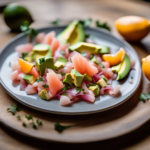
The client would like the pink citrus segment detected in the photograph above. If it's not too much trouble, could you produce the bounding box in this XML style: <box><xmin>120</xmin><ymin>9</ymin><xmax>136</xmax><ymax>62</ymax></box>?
<box><xmin>46</xmin><ymin>70</ymin><xmax>64</xmax><ymax>97</ymax></box>
<box><xmin>28</xmin><ymin>67</ymin><xmax>40</xmax><ymax>79</ymax></box>
<box><xmin>51</xmin><ymin>38</ymin><xmax>60</xmax><ymax>56</ymax></box>
<box><xmin>44</xmin><ymin>31</ymin><xmax>56</xmax><ymax>45</ymax></box>
<box><xmin>72</xmin><ymin>53</ymin><xmax>98</xmax><ymax>76</ymax></box>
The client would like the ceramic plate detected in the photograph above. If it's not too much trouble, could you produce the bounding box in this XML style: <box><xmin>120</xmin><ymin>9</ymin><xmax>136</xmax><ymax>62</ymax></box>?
<box><xmin>0</xmin><ymin>26</ymin><xmax>141</xmax><ymax>115</ymax></box>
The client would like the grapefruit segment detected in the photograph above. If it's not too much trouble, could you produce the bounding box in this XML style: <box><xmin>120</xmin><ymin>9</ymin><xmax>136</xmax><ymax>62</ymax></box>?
<box><xmin>29</xmin><ymin>67</ymin><xmax>40</xmax><ymax>79</ymax></box>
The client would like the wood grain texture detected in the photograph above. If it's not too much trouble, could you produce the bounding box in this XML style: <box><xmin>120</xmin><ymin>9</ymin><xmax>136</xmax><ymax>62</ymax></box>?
<box><xmin>0</xmin><ymin>0</ymin><xmax>150</xmax><ymax>149</ymax></box>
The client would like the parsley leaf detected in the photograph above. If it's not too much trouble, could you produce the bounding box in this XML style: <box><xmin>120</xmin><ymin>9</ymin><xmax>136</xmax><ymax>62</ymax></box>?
<box><xmin>138</xmin><ymin>92</ymin><xmax>150</xmax><ymax>102</ymax></box>
<box><xmin>88</xmin><ymin>83</ymin><xmax>97</xmax><ymax>87</ymax></box>
<box><xmin>25</xmin><ymin>114</ymin><xmax>33</xmax><ymax>121</ymax></box>
<box><xmin>20</xmin><ymin>21</ymin><xmax>38</xmax><ymax>43</ymax></box>
<box><xmin>54</xmin><ymin>122</ymin><xmax>74</xmax><ymax>133</ymax></box>
<box><xmin>21</xmin><ymin>52</ymin><xmax>28</xmax><ymax>60</ymax></box>
<box><xmin>79</xmin><ymin>18</ymin><xmax>92</xmax><ymax>27</ymax></box>
<box><xmin>9</xmin><ymin>62</ymin><xmax>11</xmax><ymax>67</ymax></box>
<box><xmin>36</xmin><ymin>77</ymin><xmax>44</xmax><ymax>82</ymax></box>
<box><xmin>7</xmin><ymin>104</ymin><xmax>21</xmax><ymax>115</ymax></box>
<box><xmin>95</xmin><ymin>20</ymin><xmax>111</xmax><ymax>31</ymax></box>
<box><xmin>60</xmin><ymin>51</ymin><xmax>65</xmax><ymax>55</ymax></box>
<box><xmin>62</xmin><ymin>93</ymin><xmax>68</xmax><ymax>96</ymax></box>
<box><xmin>36</xmin><ymin>119</ymin><xmax>43</xmax><ymax>126</ymax></box>
<box><xmin>32</xmin><ymin>124</ymin><xmax>37</xmax><ymax>129</ymax></box>
<box><xmin>76</xmin><ymin>88</ymin><xmax>84</xmax><ymax>92</ymax></box>
<box><xmin>51</xmin><ymin>19</ymin><xmax>60</xmax><ymax>25</ymax></box>
<box><xmin>42</xmin><ymin>84</ymin><xmax>49</xmax><ymax>88</ymax></box>
<box><xmin>61</xmin><ymin>73</ymin><xmax>65</xmax><ymax>76</ymax></box>
<box><xmin>61</xmin><ymin>84</ymin><xmax>69</xmax><ymax>92</ymax></box>
<box><xmin>22</xmin><ymin>122</ymin><xmax>27</xmax><ymax>127</ymax></box>
<box><xmin>17</xmin><ymin>115</ymin><xmax>21</xmax><ymax>120</ymax></box>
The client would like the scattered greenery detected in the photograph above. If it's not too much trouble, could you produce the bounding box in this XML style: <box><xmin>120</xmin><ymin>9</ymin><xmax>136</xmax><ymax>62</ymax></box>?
<box><xmin>51</xmin><ymin>19</ymin><xmax>60</xmax><ymax>25</ymax></box>
<box><xmin>39</xmin><ymin>58</ymin><xmax>45</xmax><ymax>64</ymax></box>
<box><xmin>80</xmin><ymin>52</ymin><xmax>87</xmax><ymax>57</ymax></box>
<box><xmin>54</xmin><ymin>122</ymin><xmax>74</xmax><ymax>133</ymax></box>
<box><xmin>36</xmin><ymin>77</ymin><xmax>44</xmax><ymax>82</ymax></box>
<box><xmin>20</xmin><ymin>21</ymin><xmax>38</xmax><ymax>42</ymax></box>
<box><xmin>62</xmin><ymin>93</ymin><xmax>68</xmax><ymax>96</ymax></box>
<box><xmin>7</xmin><ymin>104</ymin><xmax>21</xmax><ymax>115</ymax></box>
<box><xmin>76</xmin><ymin>88</ymin><xmax>84</xmax><ymax>92</ymax></box>
<box><xmin>60</xmin><ymin>73</ymin><xmax>65</xmax><ymax>76</ymax></box>
<box><xmin>95</xmin><ymin>20</ymin><xmax>111</xmax><ymax>31</ymax></box>
<box><xmin>89</xmin><ymin>54</ymin><xmax>94</xmax><ymax>60</ymax></box>
<box><xmin>42</xmin><ymin>84</ymin><xmax>49</xmax><ymax>88</ymax></box>
<box><xmin>60</xmin><ymin>51</ymin><xmax>65</xmax><ymax>55</ymax></box>
<box><xmin>22</xmin><ymin>122</ymin><xmax>27</xmax><ymax>127</ymax></box>
<box><xmin>85</xmin><ymin>34</ymin><xmax>90</xmax><ymax>38</ymax></box>
<box><xmin>21</xmin><ymin>52</ymin><xmax>28</xmax><ymax>60</ymax></box>
<box><xmin>99</xmin><ymin>62</ymin><xmax>105</xmax><ymax>68</ymax></box>
<box><xmin>36</xmin><ymin>119</ymin><xmax>43</xmax><ymax>126</ymax></box>
<box><xmin>138</xmin><ymin>92</ymin><xmax>150</xmax><ymax>102</ymax></box>
<box><xmin>25</xmin><ymin>114</ymin><xmax>37</xmax><ymax>129</ymax></box>
<box><xmin>61</xmin><ymin>84</ymin><xmax>70</xmax><ymax>92</ymax></box>
<box><xmin>17</xmin><ymin>115</ymin><xmax>21</xmax><ymax>120</ymax></box>
<box><xmin>79</xmin><ymin>18</ymin><xmax>92</xmax><ymax>27</ymax></box>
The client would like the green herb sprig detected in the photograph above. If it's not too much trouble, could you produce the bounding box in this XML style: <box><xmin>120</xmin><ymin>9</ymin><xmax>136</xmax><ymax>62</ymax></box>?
<box><xmin>21</xmin><ymin>52</ymin><xmax>28</xmax><ymax>60</ymax></box>
<box><xmin>76</xmin><ymin>88</ymin><xmax>84</xmax><ymax>92</ymax></box>
<box><xmin>79</xmin><ymin>18</ymin><xmax>92</xmax><ymax>27</ymax></box>
<box><xmin>7</xmin><ymin>104</ymin><xmax>21</xmax><ymax>115</ymax></box>
<box><xmin>138</xmin><ymin>92</ymin><xmax>150</xmax><ymax>102</ymax></box>
<box><xmin>42</xmin><ymin>84</ymin><xmax>49</xmax><ymax>88</ymax></box>
<box><xmin>17</xmin><ymin>115</ymin><xmax>21</xmax><ymax>120</ymax></box>
<box><xmin>36</xmin><ymin>77</ymin><xmax>44</xmax><ymax>82</ymax></box>
<box><xmin>51</xmin><ymin>19</ymin><xmax>60</xmax><ymax>25</ymax></box>
<box><xmin>95</xmin><ymin>20</ymin><xmax>111</xmax><ymax>31</ymax></box>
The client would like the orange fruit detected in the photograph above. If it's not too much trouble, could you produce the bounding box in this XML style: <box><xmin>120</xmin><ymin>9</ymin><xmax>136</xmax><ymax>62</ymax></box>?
<box><xmin>18</xmin><ymin>58</ymin><xmax>33</xmax><ymax>73</ymax></box>
<box><xmin>102</xmin><ymin>48</ymin><xmax>125</xmax><ymax>66</ymax></box>
<box><xmin>142</xmin><ymin>55</ymin><xmax>150</xmax><ymax>81</ymax></box>
<box><xmin>115</xmin><ymin>16</ymin><xmax>150</xmax><ymax>41</ymax></box>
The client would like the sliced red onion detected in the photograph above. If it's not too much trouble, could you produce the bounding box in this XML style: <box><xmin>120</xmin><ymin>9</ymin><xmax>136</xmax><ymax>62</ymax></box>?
<box><xmin>100</xmin><ymin>85</ymin><xmax>113</xmax><ymax>92</ymax></box>
<box><xmin>92</xmin><ymin>71</ymin><xmax>103</xmax><ymax>83</ymax></box>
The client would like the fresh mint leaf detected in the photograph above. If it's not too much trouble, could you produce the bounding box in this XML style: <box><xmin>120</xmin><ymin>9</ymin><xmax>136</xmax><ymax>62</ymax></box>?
<box><xmin>76</xmin><ymin>88</ymin><xmax>84</xmax><ymax>92</ymax></box>
<box><xmin>51</xmin><ymin>19</ymin><xmax>60</xmax><ymax>25</ymax></box>
<box><xmin>138</xmin><ymin>92</ymin><xmax>150</xmax><ymax>102</ymax></box>
<box><xmin>95</xmin><ymin>20</ymin><xmax>111</xmax><ymax>31</ymax></box>
<box><xmin>60</xmin><ymin>51</ymin><xmax>65</xmax><ymax>55</ymax></box>
<box><xmin>54</xmin><ymin>122</ymin><xmax>74</xmax><ymax>133</ymax></box>
<box><xmin>36</xmin><ymin>77</ymin><xmax>44</xmax><ymax>82</ymax></box>
<box><xmin>7</xmin><ymin>104</ymin><xmax>21</xmax><ymax>115</ymax></box>
<box><xmin>22</xmin><ymin>122</ymin><xmax>27</xmax><ymax>127</ymax></box>
<box><xmin>21</xmin><ymin>52</ymin><xmax>28</xmax><ymax>60</ymax></box>
<box><xmin>42</xmin><ymin>84</ymin><xmax>49</xmax><ymax>88</ymax></box>
<box><xmin>79</xmin><ymin>18</ymin><xmax>92</xmax><ymax>27</ymax></box>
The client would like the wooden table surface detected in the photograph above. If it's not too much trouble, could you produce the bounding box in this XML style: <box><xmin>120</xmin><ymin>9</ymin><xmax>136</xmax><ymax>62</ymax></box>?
<box><xmin>0</xmin><ymin>0</ymin><xmax>150</xmax><ymax>149</ymax></box>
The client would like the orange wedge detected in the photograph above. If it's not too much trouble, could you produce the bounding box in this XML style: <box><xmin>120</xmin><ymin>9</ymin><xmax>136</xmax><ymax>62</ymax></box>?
<box><xmin>18</xmin><ymin>58</ymin><xmax>33</xmax><ymax>73</ymax></box>
<box><xmin>102</xmin><ymin>48</ymin><xmax>125</xmax><ymax>66</ymax></box>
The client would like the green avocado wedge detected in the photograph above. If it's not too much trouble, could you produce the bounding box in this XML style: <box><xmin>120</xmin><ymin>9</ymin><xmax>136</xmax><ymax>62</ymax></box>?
<box><xmin>57</xmin><ymin>20</ymin><xmax>84</xmax><ymax>45</ymax></box>
<box><xmin>116</xmin><ymin>54</ymin><xmax>131</xmax><ymax>80</ymax></box>
<box><xmin>69</xmin><ymin>42</ymin><xmax>109</xmax><ymax>54</ymax></box>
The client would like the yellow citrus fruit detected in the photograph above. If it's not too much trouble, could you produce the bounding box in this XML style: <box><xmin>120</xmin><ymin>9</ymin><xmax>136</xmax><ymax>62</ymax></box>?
<box><xmin>115</xmin><ymin>16</ymin><xmax>150</xmax><ymax>41</ymax></box>
<box><xmin>102</xmin><ymin>48</ymin><xmax>125</xmax><ymax>66</ymax></box>
<box><xmin>142</xmin><ymin>55</ymin><xmax>150</xmax><ymax>81</ymax></box>
<box><xmin>18</xmin><ymin>58</ymin><xmax>33</xmax><ymax>73</ymax></box>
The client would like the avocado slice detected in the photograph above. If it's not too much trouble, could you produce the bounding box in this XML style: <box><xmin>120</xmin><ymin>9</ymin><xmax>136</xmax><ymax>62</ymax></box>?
<box><xmin>88</xmin><ymin>85</ymin><xmax>99</xmax><ymax>96</ymax></box>
<box><xmin>63</xmin><ymin>73</ymin><xmax>73</xmax><ymax>86</ymax></box>
<box><xmin>97</xmin><ymin>78</ymin><xmax>107</xmax><ymax>87</ymax></box>
<box><xmin>36</xmin><ymin>56</ymin><xmax>55</xmax><ymax>75</ymax></box>
<box><xmin>55</xmin><ymin>57</ymin><xmax>67</xmax><ymax>70</ymax></box>
<box><xmin>57</xmin><ymin>20</ymin><xmax>85</xmax><ymax>45</ymax></box>
<box><xmin>23</xmin><ymin>74</ymin><xmax>36</xmax><ymax>84</ymax></box>
<box><xmin>84</xmin><ymin>73</ymin><xmax>92</xmax><ymax>81</ymax></box>
<box><xmin>31</xmin><ymin>44</ymin><xmax>52</xmax><ymax>61</ymax></box>
<box><xmin>39</xmin><ymin>89</ymin><xmax>50</xmax><ymax>100</ymax></box>
<box><xmin>116</xmin><ymin>54</ymin><xmax>131</xmax><ymax>80</ymax></box>
<box><xmin>71</xmin><ymin>69</ymin><xmax>84</xmax><ymax>87</ymax></box>
<box><xmin>69</xmin><ymin>42</ymin><xmax>109</xmax><ymax>54</ymax></box>
<box><xmin>111</xmin><ymin>63</ymin><xmax>121</xmax><ymax>73</ymax></box>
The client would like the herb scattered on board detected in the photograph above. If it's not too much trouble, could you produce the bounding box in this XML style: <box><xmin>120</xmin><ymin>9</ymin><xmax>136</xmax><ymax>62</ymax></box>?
<box><xmin>54</xmin><ymin>122</ymin><xmax>74</xmax><ymax>133</ymax></box>
<box><xmin>22</xmin><ymin>122</ymin><xmax>27</xmax><ymax>127</ymax></box>
<box><xmin>60</xmin><ymin>51</ymin><xmax>65</xmax><ymax>55</ymax></box>
<box><xmin>79</xmin><ymin>18</ymin><xmax>92</xmax><ymax>27</ymax></box>
<box><xmin>61</xmin><ymin>73</ymin><xmax>65</xmax><ymax>76</ymax></box>
<box><xmin>20</xmin><ymin>21</ymin><xmax>38</xmax><ymax>42</ymax></box>
<box><xmin>9</xmin><ymin>62</ymin><xmax>11</xmax><ymax>67</ymax></box>
<box><xmin>95</xmin><ymin>20</ymin><xmax>111</xmax><ymax>31</ymax></box>
<box><xmin>21</xmin><ymin>52</ymin><xmax>28</xmax><ymax>60</ymax></box>
<box><xmin>37</xmin><ymin>119</ymin><xmax>43</xmax><ymax>126</ymax></box>
<box><xmin>36</xmin><ymin>77</ymin><xmax>44</xmax><ymax>82</ymax></box>
<box><xmin>51</xmin><ymin>19</ymin><xmax>60</xmax><ymax>25</ymax></box>
<box><xmin>76</xmin><ymin>88</ymin><xmax>84</xmax><ymax>92</ymax></box>
<box><xmin>42</xmin><ymin>84</ymin><xmax>49</xmax><ymax>88</ymax></box>
<box><xmin>138</xmin><ymin>92</ymin><xmax>150</xmax><ymax>102</ymax></box>
<box><xmin>17</xmin><ymin>115</ymin><xmax>21</xmax><ymax>120</ymax></box>
<box><xmin>7</xmin><ymin>104</ymin><xmax>21</xmax><ymax>115</ymax></box>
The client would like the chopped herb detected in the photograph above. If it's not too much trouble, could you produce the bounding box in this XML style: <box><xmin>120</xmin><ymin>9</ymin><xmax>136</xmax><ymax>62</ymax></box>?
<box><xmin>79</xmin><ymin>18</ymin><xmax>92</xmax><ymax>27</ymax></box>
<box><xmin>36</xmin><ymin>119</ymin><xmax>43</xmax><ymax>126</ymax></box>
<box><xmin>25</xmin><ymin>114</ymin><xmax>33</xmax><ymax>121</ymax></box>
<box><xmin>61</xmin><ymin>84</ymin><xmax>69</xmax><ymax>92</ymax></box>
<box><xmin>99</xmin><ymin>62</ymin><xmax>105</xmax><ymax>68</ymax></box>
<box><xmin>39</xmin><ymin>58</ymin><xmax>45</xmax><ymax>64</ymax></box>
<box><xmin>9</xmin><ymin>62</ymin><xmax>11</xmax><ymax>67</ymax></box>
<box><xmin>54</xmin><ymin>122</ymin><xmax>74</xmax><ymax>133</ymax></box>
<box><xmin>76</xmin><ymin>88</ymin><xmax>84</xmax><ymax>92</ymax></box>
<box><xmin>101</xmin><ymin>75</ymin><xmax>108</xmax><ymax>82</ymax></box>
<box><xmin>61</xmin><ymin>73</ymin><xmax>65</xmax><ymax>76</ymax></box>
<box><xmin>138</xmin><ymin>92</ymin><xmax>150</xmax><ymax>102</ymax></box>
<box><xmin>85</xmin><ymin>34</ymin><xmax>90</xmax><ymax>38</ymax></box>
<box><xmin>95</xmin><ymin>20</ymin><xmax>111</xmax><ymax>31</ymax></box>
<box><xmin>88</xmin><ymin>83</ymin><xmax>97</xmax><ymax>87</ymax></box>
<box><xmin>131</xmin><ymin>76</ymin><xmax>133</xmax><ymax>79</ymax></box>
<box><xmin>20</xmin><ymin>21</ymin><xmax>38</xmax><ymax>42</ymax></box>
<box><xmin>51</xmin><ymin>19</ymin><xmax>60</xmax><ymax>25</ymax></box>
<box><xmin>89</xmin><ymin>54</ymin><xmax>94</xmax><ymax>60</ymax></box>
<box><xmin>80</xmin><ymin>52</ymin><xmax>87</xmax><ymax>57</ymax></box>
<box><xmin>32</xmin><ymin>124</ymin><xmax>37</xmax><ymax>129</ymax></box>
<box><xmin>62</xmin><ymin>93</ymin><xmax>68</xmax><ymax>96</ymax></box>
<box><xmin>42</xmin><ymin>84</ymin><xmax>49</xmax><ymax>88</ymax></box>
<box><xmin>21</xmin><ymin>52</ymin><xmax>28</xmax><ymax>60</ymax></box>
<box><xmin>60</xmin><ymin>51</ymin><xmax>65</xmax><ymax>55</ymax></box>
<box><xmin>17</xmin><ymin>115</ymin><xmax>21</xmax><ymax>120</ymax></box>
<box><xmin>7</xmin><ymin>104</ymin><xmax>21</xmax><ymax>115</ymax></box>
<box><xmin>22</xmin><ymin>122</ymin><xmax>27</xmax><ymax>127</ymax></box>
<box><xmin>36</xmin><ymin>77</ymin><xmax>44</xmax><ymax>82</ymax></box>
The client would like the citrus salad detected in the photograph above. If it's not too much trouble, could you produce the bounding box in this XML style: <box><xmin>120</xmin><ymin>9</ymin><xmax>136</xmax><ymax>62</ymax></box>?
<box><xmin>9</xmin><ymin>20</ymin><xmax>135</xmax><ymax>106</ymax></box>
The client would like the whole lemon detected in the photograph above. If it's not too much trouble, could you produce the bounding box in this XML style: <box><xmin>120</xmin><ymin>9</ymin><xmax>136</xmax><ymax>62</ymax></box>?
<box><xmin>142</xmin><ymin>55</ymin><xmax>150</xmax><ymax>81</ymax></box>
<box><xmin>115</xmin><ymin>16</ymin><xmax>150</xmax><ymax>41</ymax></box>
